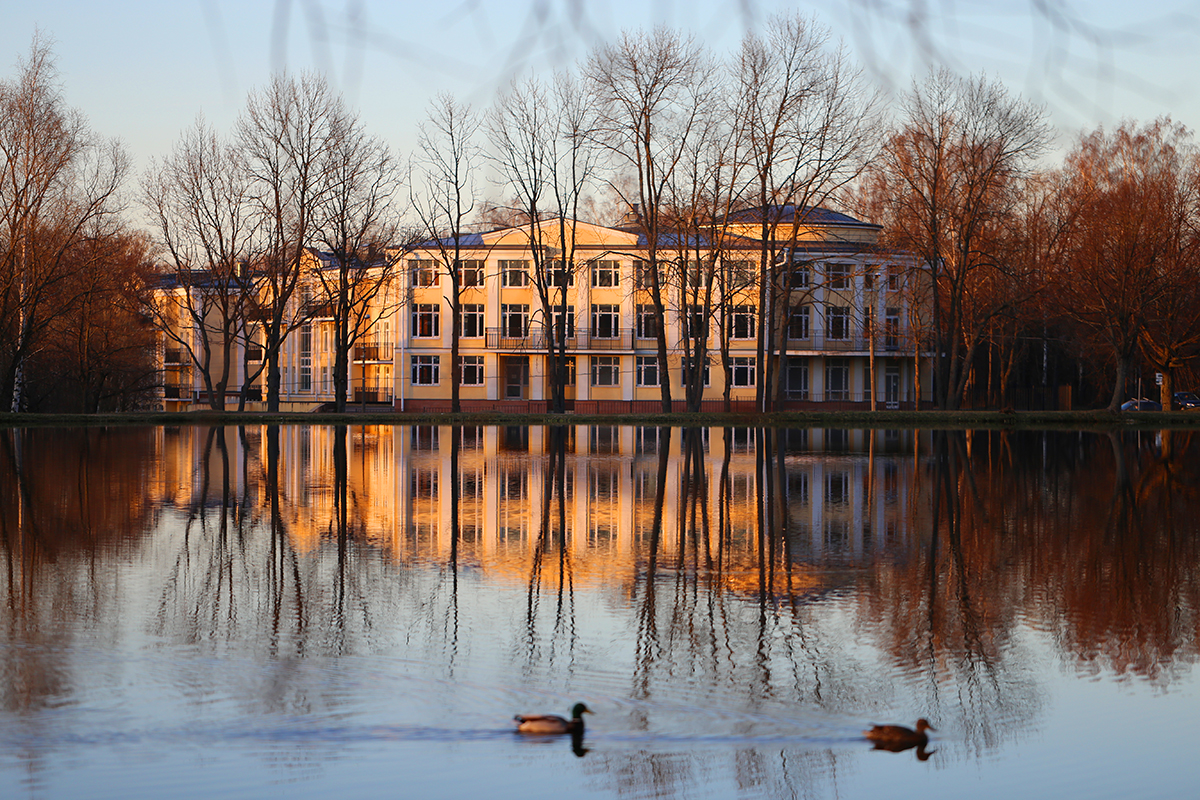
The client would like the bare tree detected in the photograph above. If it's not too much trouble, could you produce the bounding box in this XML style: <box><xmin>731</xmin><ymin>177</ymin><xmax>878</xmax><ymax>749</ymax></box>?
<box><xmin>487</xmin><ymin>73</ymin><xmax>598</xmax><ymax>413</ymax></box>
<box><xmin>143</xmin><ymin>118</ymin><xmax>260</xmax><ymax>410</ymax></box>
<box><xmin>310</xmin><ymin>109</ymin><xmax>402</xmax><ymax>412</ymax></box>
<box><xmin>735</xmin><ymin>14</ymin><xmax>883</xmax><ymax>410</ymax></box>
<box><xmin>586</xmin><ymin>28</ymin><xmax>718</xmax><ymax>412</ymax></box>
<box><xmin>864</xmin><ymin>68</ymin><xmax>1051</xmax><ymax>409</ymax></box>
<box><xmin>0</xmin><ymin>36</ymin><xmax>127</xmax><ymax>411</ymax></box>
<box><xmin>409</xmin><ymin>93</ymin><xmax>482</xmax><ymax>413</ymax></box>
<box><xmin>237</xmin><ymin>72</ymin><xmax>342</xmax><ymax>411</ymax></box>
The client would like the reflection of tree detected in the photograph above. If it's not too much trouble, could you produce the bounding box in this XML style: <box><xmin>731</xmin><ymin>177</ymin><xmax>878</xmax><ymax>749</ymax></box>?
<box><xmin>523</xmin><ymin>425</ymin><xmax>577</xmax><ymax>673</ymax></box>
<box><xmin>0</xmin><ymin>428</ymin><xmax>156</xmax><ymax>716</ymax></box>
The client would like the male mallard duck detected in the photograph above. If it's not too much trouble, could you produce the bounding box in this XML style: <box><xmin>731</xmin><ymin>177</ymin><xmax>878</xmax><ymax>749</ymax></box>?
<box><xmin>514</xmin><ymin>702</ymin><xmax>593</xmax><ymax>734</ymax></box>
<box><xmin>864</xmin><ymin>718</ymin><xmax>935</xmax><ymax>749</ymax></box>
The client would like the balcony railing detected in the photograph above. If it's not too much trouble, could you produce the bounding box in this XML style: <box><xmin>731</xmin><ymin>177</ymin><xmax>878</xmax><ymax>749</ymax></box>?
<box><xmin>783</xmin><ymin>330</ymin><xmax>917</xmax><ymax>352</ymax></box>
<box><xmin>352</xmin><ymin>387</ymin><xmax>394</xmax><ymax>404</ymax></box>
<box><xmin>303</xmin><ymin>301</ymin><xmax>336</xmax><ymax>318</ymax></box>
<box><xmin>353</xmin><ymin>342</ymin><xmax>393</xmax><ymax>362</ymax></box>
<box><xmin>485</xmin><ymin>327</ymin><xmax>634</xmax><ymax>351</ymax></box>
<box><xmin>164</xmin><ymin>348</ymin><xmax>190</xmax><ymax>366</ymax></box>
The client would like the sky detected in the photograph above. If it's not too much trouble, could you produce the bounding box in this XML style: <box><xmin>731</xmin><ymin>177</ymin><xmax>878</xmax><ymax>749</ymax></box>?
<box><xmin>4</xmin><ymin>0</ymin><xmax>1200</xmax><ymax>215</ymax></box>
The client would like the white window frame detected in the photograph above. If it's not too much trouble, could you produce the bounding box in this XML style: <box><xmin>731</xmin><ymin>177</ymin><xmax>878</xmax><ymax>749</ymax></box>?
<box><xmin>729</xmin><ymin>305</ymin><xmax>756</xmax><ymax>340</ymax></box>
<box><xmin>635</xmin><ymin>304</ymin><xmax>659</xmax><ymax>339</ymax></box>
<box><xmin>411</xmin><ymin>303</ymin><xmax>440</xmax><ymax>338</ymax></box>
<box><xmin>457</xmin><ymin>259</ymin><xmax>484</xmax><ymax>287</ymax></box>
<box><xmin>591</xmin><ymin>356</ymin><xmax>620</xmax><ymax>387</ymax></box>
<box><xmin>460</xmin><ymin>355</ymin><xmax>484</xmax><ymax>385</ymax></box>
<box><xmin>500</xmin><ymin>260</ymin><xmax>529</xmax><ymax>287</ymax></box>
<box><xmin>731</xmin><ymin>356</ymin><xmax>756</xmax><ymax>387</ymax></box>
<box><xmin>460</xmin><ymin>303</ymin><xmax>484</xmax><ymax>338</ymax></box>
<box><xmin>591</xmin><ymin>303</ymin><xmax>620</xmax><ymax>339</ymax></box>
<box><xmin>411</xmin><ymin>355</ymin><xmax>440</xmax><ymax>386</ymax></box>
<box><xmin>410</xmin><ymin>259</ymin><xmax>439</xmax><ymax>287</ymax></box>
<box><xmin>636</xmin><ymin>355</ymin><xmax>659</xmax><ymax>387</ymax></box>
<box><xmin>591</xmin><ymin>259</ymin><xmax>619</xmax><ymax>287</ymax></box>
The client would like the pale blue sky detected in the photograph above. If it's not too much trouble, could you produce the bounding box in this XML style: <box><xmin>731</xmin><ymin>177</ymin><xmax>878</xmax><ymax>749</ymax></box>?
<box><xmin>4</xmin><ymin>0</ymin><xmax>1200</xmax><ymax>186</ymax></box>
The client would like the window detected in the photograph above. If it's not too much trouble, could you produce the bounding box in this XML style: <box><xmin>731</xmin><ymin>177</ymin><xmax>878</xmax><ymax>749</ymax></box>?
<box><xmin>592</xmin><ymin>304</ymin><xmax>620</xmax><ymax>338</ymax></box>
<box><xmin>635</xmin><ymin>305</ymin><xmax>659</xmax><ymax>339</ymax></box>
<box><xmin>457</xmin><ymin>259</ymin><xmax>484</xmax><ymax>287</ymax></box>
<box><xmin>885</xmin><ymin>307</ymin><xmax>901</xmax><ymax>348</ymax></box>
<box><xmin>826</xmin><ymin>262</ymin><xmax>850</xmax><ymax>290</ymax></box>
<box><xmin>729</xmin><ymin>305</ymin><xmax>756</xmax><ymax>340</ymax></box>
<box><xmin>500</xmin><ymin>260</ymin><xmax>529</xmax><ymax>287</ymax></box>
<box><xmin>731</xmin><ymin>356</ymin><xmax>756</xmax><ymax>387</ymax></box>
<box><xmin>410</xmin><ymin>259</ymin><xmax>439</xmax><ymax>287</ymax></box>
<box><xmin>500</xmin><ymin>304</ymin><xmax>529</xmax><ymax>337</ymax></box>
<box><xmin>547</xmin><ymin>260</ymin><xmax>574</xmax><ymax>287</ymax></box>
<box><xmin>460</xmin><ymin>303</ymin><xmax>484</xmax><ymax>338</ymax></box>
<box><xmin>887</xmin><ymin>263</ymin><xmax>902</xmax><ymax>291</ymax></box>
<box><xmin>864</xmin><ymin>269</ymin><xmax>875</xmax><ymax>290</ymax></box>
<box><xmin>550</xmin><ymin>305</ymin><xmax>575</xmax><ymax>341</ymax></box>
<box><xmin>682</xmin><ymin>357</ymin><xmax>710</xmax><ymax>387</ymax></box>
<box><xmin>412</xmin><ymin>355</ymin><xmax>440</xmax><ymax>385</ymax></box>
<box><xmin>684</xmin><ymin>258</ymin><xmax>702</xmax><ymax>288</ymax></box>
<box><xmin>726</xmin><ymin>259</ymin><xmax>754</xmax><ymax>285</ymax></box>
<box><xmin>461</xmin><ymin>355</ymin><xmax>484</xmax><ymax>385</ymax></box>
<box><xmin>787</xmin><ymin>305</ymin><xmax>810</xmax><ymax>340</ymax></box>
<box><xmin>551</xmin><ymin>356</ymin><xmax>576</xmax><ymax>385</ymax></box>
<box><xmin>591</xmin><ymin>356</ymin><xmax>619</xmax><ymax>387</ymax></box>
<box><xmin>825</xmin><ymin>358</ymin><xmax>850</xmax><ymax>400</ymax></box>
<box><xmin>787</xmin><ymin>266</ymin><xmax>810</xmax><ymax>288</ymax></box>
<box><xmin>411</xmin><ymin>303</ymin><xmax>440</xmax><ymax>338</ymax></box>
<box><xmin>592</xmin><ymin>260</ymin><xmax>619</xmax><ymax>287</ymax></box>
<box><xmin>787</xmin><ymin>358</ymin><xmax>809</xmax><ymax>399</ymax></box>
<box><xmin>636</xmin><ymin>356</ymin><xmax>659</xmax><ymax>387</ymax></box>
<box><xmin>827</xmin><ymin>305</ymin><xmax>849</xmax><ymax>340</ymax></box>
<box><xmin>634</xmin><ymin>259</ymin><xmax>652</xmax><ymax>289</ymax></box>
<box><xmin>299</xmin><ymin>323</ymin><xmax>312</xmax><ymax>392</ymax></box>
<box><xmin>685</xmin><ymin>305</ymin><xmax>706</xmax><ymax>341</ymax></box>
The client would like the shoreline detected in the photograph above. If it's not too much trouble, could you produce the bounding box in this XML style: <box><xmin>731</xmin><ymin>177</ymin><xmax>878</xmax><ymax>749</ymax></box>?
<box><xmin>2</xmin><ymin>408</ymin><xmax>1197</xmax><ymax>430</ymax></box>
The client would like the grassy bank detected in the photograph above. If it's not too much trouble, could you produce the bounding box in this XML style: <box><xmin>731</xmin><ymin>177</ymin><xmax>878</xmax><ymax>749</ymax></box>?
<box><xmin>2</xmin><ymin>408</ymin><xmax>1198</xmax><ymax>430</ymax></box>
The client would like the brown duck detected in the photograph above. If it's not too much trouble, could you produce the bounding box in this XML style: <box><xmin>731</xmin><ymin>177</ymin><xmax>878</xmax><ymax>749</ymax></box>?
<box><xmin>514</xmin><ymin>702</ymin><xmax>593</xmax><ymax>735</ymax></box>
<box><xmin>864</xmin><ymin>718</ymin><xmax>935</xmax><ymax>752</ymax></box>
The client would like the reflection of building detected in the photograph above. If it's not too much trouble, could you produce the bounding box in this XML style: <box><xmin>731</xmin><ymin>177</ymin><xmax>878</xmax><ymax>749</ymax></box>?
<box><xmin>158</xmin><ymin>425</ymin><xmax>933</xmax><ymax>590</ymax></box>
<box><xmin>153</xmin><ymin>207</ymin><xmax>932</xmax><ymax>411</ymax></box>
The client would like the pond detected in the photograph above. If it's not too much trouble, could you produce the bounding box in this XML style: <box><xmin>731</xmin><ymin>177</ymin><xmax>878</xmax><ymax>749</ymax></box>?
<box><xmin>1</xmin><ymin>424</ymin><xmax>1198</xmax><ymax>799</ymax></box>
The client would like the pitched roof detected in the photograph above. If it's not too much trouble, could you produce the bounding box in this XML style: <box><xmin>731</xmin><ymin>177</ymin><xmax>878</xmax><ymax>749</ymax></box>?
<box><xmin>723</xmin><ymin>204</ymin><xmax>877</xmax><ymax>228</ymax></box>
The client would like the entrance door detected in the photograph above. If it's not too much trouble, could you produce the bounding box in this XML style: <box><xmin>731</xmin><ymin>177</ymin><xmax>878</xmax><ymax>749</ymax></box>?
<box><xmin>884</xmin><ymin>365</ymin><xmax>900</xmax><ymax>409</ymax></box>
<box><xmin>505</xmin><ymin>357</ymin><xmax>528</xmax><ymax>399</ymax></box>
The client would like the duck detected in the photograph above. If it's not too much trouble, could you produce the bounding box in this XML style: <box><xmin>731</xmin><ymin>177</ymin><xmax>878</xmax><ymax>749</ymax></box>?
<box><xmin>864</xmin><ymin>718</ymin><xmax>935</xmax><ymax>750</ymax></box>
<box><xmin>514</xmin><ymin>702</ymin><xmax>593</xmax><ymax>735</ymax></box>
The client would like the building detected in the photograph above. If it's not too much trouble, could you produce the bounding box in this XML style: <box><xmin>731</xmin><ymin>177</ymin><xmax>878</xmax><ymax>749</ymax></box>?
<box><xmin>153</xmin><ymin>206</ymin><xmax>931</xmax><ymax>412</ymax></box>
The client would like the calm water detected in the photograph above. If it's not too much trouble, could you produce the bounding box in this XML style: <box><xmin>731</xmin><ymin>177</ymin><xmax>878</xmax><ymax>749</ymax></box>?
<box><xmin>1</xmin><ymin>424</ymin><xmax>1198</xmax><ymax>799</ymax></box>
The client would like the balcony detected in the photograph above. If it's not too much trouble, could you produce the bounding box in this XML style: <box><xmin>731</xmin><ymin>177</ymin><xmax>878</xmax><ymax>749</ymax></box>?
<box><xmin>164</xmin><ymin>348</ymin><xmax>190</xmax><ymax>366</ymax></box>
<box><xmin>783</xmin><ymin>330</ymin><xmax>916</xmax><ymax>353</ymax></box>
<box><xmin>303</xmin><ymin>301</ymin><xmax>336</xmax><ymax>319</ymax></box>
<box><xmin>353</xmin><ymin>342</ymin><xmax>393</xmax><ymax>362</ymax></box>
<box><xmin>485</xmin><ymin>327</ymin><xmax>634</xmax><ymax>351</ymax></box>
<box><xmin>352</xmin><ymin>387</ymin><xmax>394</xmax><ymax>404</ymax></box>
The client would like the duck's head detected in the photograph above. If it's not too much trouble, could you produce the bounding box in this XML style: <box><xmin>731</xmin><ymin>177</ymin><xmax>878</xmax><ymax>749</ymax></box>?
<box><xmin>571</xmin><ymin>703</ymin><xmax>593</xmax><ymax>719</ymax></box>
<box><xmin>914</xmin><ymin>719</ymin><xmax>935</xmax><ymax>733</ymax></box>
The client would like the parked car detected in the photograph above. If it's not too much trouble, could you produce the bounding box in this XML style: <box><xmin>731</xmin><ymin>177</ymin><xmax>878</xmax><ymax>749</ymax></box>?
<box><xmin>1121</xmin><ymin>398</ymin><xmax>1163</xmax><ymax>411</ymax></box>
<box><xmin>1173</xmin><ymin>391</ymin><xmax>1200</xmax><ymax>410</ymax></box>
